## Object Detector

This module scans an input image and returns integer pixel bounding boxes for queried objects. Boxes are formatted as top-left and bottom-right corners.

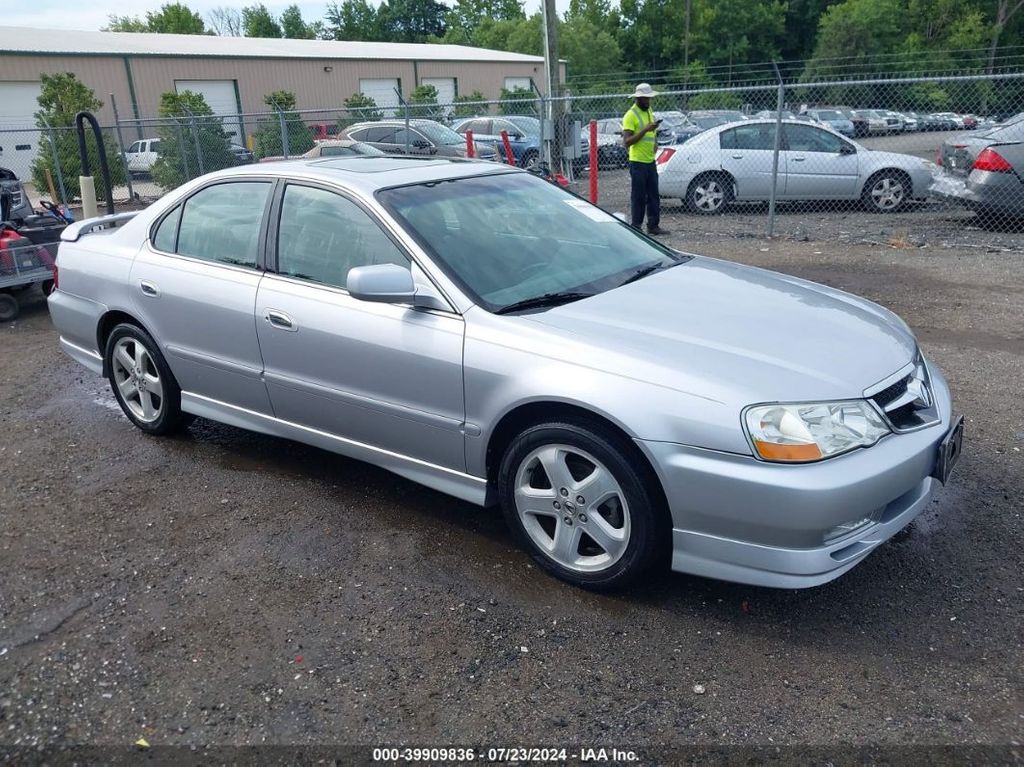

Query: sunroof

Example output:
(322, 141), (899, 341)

(312, 157), (454, 173)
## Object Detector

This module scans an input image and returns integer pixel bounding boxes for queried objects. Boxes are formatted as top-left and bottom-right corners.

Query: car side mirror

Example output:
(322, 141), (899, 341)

(839, 143), (856, 155)
(347, 263), (446, 310)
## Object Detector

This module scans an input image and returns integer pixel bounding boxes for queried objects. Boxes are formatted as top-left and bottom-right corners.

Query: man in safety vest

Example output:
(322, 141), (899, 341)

(621, 83), (670, 235)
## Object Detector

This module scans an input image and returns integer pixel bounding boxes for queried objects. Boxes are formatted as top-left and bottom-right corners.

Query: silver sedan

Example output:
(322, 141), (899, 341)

(656, 119), (936, 214)
(49, 157), (963, 590)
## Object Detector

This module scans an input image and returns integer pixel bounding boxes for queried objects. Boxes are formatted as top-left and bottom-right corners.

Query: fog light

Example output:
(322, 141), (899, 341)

(824, 517), (873, 543)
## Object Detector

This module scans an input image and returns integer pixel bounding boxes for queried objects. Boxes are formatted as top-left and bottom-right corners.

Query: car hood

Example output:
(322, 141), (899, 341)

(523, 257), (916, 405)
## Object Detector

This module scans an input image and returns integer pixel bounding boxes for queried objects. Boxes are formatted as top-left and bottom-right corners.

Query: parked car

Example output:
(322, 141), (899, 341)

(656, 111), (703, 144)
(260, 139), (385, 163)
(655, 119), (934, 214)
(453, 115), (541, 167)
(125, 137), (161, 177)
(803, 109), (856, 137)
(853, 110), (889, 135)
(685, 111), (742, 132)
(589, 119), (630, 168)
(0, 167), (32, 222)
(894, 112), (919, 132)
(754, 110), (814, 124)
(931, 118), (1024, 217)
(48, 157), (962, 590)
(344, 119), (496, 161)
(828, 107), (870, 137)
(229, 143), (255, 165)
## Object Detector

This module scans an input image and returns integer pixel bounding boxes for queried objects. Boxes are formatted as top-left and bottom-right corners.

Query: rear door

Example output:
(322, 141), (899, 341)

(130, 179), (274, 413)
(782, 124), (859, 199)
(719, 123), (781, 200)
(255, 181), (466, 470)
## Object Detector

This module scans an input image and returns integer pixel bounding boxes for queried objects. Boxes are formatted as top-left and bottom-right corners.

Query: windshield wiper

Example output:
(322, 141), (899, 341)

(494, 291), (594, 315)
(618, 261), (676, 287)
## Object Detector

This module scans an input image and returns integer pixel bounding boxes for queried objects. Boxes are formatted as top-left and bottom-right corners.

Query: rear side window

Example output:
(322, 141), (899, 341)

(149, 140), (161, 154)
(365, 126), (396, 142)
(347, 128), (367, 141)
(720, 124), (776, 150)
(152, 204), (181, 252)
(175, 182), (271, 268)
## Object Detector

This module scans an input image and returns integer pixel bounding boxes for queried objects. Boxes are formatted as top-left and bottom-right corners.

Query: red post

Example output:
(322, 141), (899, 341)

(499, 130), (516, 166)
(589, 120), (599, 204)
(465, 129), (475, 158)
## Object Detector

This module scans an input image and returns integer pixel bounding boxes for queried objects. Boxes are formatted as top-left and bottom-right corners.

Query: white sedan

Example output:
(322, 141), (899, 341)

(656, 119), (936, 214)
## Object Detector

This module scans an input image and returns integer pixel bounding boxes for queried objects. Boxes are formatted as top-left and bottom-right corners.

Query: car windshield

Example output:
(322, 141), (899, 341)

(378, 173), (682, 312)
(690, 114), (728, 129)
(415, 122), (465, 146)
(660, 114), (690, 127)
(505, 117), (540, 136)
(816, 110), (842, 120)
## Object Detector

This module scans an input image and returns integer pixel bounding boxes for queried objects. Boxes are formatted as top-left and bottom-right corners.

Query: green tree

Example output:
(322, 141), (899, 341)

(378, 0), (447, 42)
(804, 0), (906, 78)
(243, 3), (283, 37)
(499, 86), (536, 115)
(453, 90), (488, 117)
(341, 92), (383, 127)
(325, 0), (383, 40)
(30, 73), (125, 203)
(409, 84), (440, 118)
(560, 17), (623, 81)
(281, 4), (318, 38)
(152, 91), (236, 191)
(105, 3), (208, 34)
(254, 90), (315, 158)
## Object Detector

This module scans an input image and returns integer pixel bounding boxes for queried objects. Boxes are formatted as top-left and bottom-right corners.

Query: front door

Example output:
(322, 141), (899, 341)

(130, 179), (275, 413)
(255, 182), (466, 471)
(783, 124), (860, 199)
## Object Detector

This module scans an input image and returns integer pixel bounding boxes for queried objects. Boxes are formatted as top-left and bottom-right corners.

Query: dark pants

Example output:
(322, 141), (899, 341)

(629, 160), (660, 229)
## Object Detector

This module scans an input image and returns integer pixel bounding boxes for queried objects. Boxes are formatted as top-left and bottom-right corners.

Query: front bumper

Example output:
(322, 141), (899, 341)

(638, 365), (954, 588)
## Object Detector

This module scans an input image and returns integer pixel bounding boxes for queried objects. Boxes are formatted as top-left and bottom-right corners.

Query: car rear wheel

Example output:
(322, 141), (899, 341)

(105, 323), (190, 436)
(498, 420), (668, 590)
(686, 173), (731, 215)
(863, 170), (910, 213)
(520, 150), (540, 169)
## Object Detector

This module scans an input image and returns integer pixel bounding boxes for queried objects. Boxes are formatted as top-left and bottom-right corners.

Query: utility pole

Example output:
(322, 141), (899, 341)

(542, 0), (564, 172)
(684, 0), (691, 71)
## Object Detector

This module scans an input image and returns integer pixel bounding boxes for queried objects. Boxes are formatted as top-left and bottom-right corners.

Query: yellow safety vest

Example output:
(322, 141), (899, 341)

(623, 104), (657, 163)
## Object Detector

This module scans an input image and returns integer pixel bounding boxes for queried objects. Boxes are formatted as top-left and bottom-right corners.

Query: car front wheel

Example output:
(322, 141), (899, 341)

(863, 170), (910, 213)
(498, 420), (669, 589)
(105, 323), (190, 435)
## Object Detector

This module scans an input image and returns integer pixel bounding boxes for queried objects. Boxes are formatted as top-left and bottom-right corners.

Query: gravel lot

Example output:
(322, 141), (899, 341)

(1, 203), (1022, 758)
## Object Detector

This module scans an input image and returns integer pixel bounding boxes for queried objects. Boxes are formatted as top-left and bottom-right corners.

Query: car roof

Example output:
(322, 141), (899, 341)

(349, 119), (449, 128)
(196, 156), (517, 195)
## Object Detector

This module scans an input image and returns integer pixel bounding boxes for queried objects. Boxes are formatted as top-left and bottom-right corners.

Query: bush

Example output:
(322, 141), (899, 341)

(499, 87), (536, 116)
(453, 91), (488, 118)
(340, 92), (383, 130)
(253, 91), (315, 159)
(151, 91), (236, 191)
(30, 72), (126, 203)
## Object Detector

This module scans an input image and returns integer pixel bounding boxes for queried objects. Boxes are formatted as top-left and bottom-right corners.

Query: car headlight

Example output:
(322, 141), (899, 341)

(744, 401), (890, 462)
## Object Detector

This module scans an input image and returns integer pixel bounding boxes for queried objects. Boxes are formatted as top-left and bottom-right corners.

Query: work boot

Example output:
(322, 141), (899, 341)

(647, 225), (671, 236)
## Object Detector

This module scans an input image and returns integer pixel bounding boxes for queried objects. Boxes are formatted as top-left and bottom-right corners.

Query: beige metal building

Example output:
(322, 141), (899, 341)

(0, 26), (557, 175)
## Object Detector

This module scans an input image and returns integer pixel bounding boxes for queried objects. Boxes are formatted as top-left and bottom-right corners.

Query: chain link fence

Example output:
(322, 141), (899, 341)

(3, 72), (1024, 251)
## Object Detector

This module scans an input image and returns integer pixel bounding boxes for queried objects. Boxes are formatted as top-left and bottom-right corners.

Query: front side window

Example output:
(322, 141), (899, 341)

(276, 185), (408, 289)
(379, 172), (682, 312)
(127, 141), (141, 153)
(176, 182), (271, 268)
(784, 124), (846, 153)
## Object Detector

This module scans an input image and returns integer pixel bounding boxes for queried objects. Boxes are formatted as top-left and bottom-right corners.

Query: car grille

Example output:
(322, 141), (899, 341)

(868, 355), (940, 432)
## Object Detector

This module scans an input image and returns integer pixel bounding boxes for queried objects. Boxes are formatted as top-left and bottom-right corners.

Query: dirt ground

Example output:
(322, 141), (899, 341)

(0, 204), (1022, 757)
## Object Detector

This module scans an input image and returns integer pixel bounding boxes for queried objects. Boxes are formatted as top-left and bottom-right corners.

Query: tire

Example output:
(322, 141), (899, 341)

(520, 150), (539, 170)
(497, 420), (670, 590)
(686, 173), (732, 215)
(104, 323), (190, 436)
(863, 170), (910, 213)
(0, 293), (19, 322)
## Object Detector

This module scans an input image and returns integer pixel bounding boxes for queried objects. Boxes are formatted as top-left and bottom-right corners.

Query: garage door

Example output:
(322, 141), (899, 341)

(175, 80), (242, 142)
(359, 78), (401, 117)
(421, 78), (456, 106)
(0, 82), (44, 179)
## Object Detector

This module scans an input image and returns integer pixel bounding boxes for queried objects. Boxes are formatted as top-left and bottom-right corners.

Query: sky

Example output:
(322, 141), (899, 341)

(4, 0), (567, 33)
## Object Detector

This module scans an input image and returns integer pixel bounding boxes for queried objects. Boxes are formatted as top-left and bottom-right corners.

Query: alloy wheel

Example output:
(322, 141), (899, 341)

(870, 176), (905, 211)
(111, 337), (165, 423)
(693, 179), (726, 212)
(513, 444), (631, 573)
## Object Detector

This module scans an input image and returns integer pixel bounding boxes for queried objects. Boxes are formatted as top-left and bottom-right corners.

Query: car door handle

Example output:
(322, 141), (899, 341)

(731, 154), (744, 159)
(791, 156), (806, 162)
(264, 309), (297, 331)
(139, 280), (160, 297)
